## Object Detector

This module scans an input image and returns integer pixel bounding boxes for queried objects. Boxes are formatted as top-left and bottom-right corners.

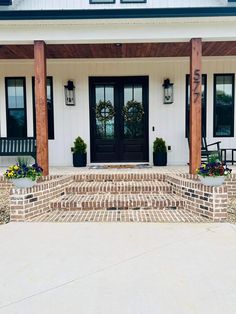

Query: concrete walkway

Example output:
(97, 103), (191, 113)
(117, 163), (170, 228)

(0, 223), (236, 314)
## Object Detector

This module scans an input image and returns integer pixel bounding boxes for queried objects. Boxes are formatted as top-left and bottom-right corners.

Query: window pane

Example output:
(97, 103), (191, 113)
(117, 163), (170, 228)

(7, 78), (24, 109)
(95, 84), (115, 139)
(32, 77), (55, 140)
(8, 110), (26, 138)
(90, 0), (115, 3)
(186, 75), (207, 138)
(46, 78), (55, 140)
(121, 0), (146, 3)
(124, 83), (144, 139)
(214, 74), (234, 137)
(6, 78), (27, 138)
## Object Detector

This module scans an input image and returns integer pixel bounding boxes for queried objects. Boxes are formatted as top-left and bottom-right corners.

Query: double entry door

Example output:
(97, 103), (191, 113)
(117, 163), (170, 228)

(89, 76), (149, 163)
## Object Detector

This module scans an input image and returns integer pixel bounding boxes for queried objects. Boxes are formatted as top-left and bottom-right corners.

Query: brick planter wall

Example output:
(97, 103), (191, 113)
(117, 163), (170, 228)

(167, 174), (228, 222)
(0, 177), (12, 189)
(10, 175), (74, 222)
(225, 174), (236, 198)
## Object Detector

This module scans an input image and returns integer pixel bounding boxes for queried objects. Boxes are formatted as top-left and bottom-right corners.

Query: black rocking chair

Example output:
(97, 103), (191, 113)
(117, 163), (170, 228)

(187, 135), (221, 162)
(201, 137), (221, 162)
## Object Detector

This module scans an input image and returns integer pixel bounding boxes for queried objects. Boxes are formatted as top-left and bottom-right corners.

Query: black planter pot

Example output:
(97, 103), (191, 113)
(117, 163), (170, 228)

(153, 152), (167, 166)
(73, 152), (87, 167)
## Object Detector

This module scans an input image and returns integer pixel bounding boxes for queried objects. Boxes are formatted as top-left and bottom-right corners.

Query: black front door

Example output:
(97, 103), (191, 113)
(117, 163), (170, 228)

(89, 76), (149, 163)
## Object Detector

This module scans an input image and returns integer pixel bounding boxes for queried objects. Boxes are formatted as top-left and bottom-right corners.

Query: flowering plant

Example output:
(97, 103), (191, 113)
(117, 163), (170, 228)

(4, 163), (43, 181)
(196, 154), (232, 177)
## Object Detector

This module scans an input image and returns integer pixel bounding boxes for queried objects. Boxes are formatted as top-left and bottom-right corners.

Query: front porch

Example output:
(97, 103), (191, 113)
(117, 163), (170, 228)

(2, 39), (236, 173)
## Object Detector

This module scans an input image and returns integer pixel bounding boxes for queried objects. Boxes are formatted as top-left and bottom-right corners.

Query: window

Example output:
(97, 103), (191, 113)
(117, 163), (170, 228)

(32, 77), (55, 140)
(5, 77), (27, 138)
(0, 0), (12, 6)
(214, 74), (234, 137)
(90, 0), (115, 4)
(121, 0), (146, 3)
(185, 74), (207, 138)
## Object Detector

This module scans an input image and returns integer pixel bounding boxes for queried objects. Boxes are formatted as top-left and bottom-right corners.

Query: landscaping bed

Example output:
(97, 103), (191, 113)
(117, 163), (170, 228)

(0, 188), (10, 224)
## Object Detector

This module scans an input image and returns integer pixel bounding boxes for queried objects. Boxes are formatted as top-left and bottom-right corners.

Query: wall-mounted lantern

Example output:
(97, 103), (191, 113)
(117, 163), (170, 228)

(162, 79), (174, 104)
(64, 80), (75, 106)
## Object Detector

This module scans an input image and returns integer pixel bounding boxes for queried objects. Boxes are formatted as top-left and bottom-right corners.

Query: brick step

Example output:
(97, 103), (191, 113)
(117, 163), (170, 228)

(50, 193), (185, 211)
(29, 209), (208, 223)
(73, 173), (166, 182)
(66, 180), (172, 194)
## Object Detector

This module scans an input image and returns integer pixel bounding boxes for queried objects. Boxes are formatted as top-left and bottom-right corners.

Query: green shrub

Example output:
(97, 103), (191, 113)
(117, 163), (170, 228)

(71, 136), (87, 154)
(153, 137), (167, 153)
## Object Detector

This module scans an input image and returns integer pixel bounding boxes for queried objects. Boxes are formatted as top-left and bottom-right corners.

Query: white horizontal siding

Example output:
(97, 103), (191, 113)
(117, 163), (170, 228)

(0, 57), (236, 166)
(1, 0), (227, 11)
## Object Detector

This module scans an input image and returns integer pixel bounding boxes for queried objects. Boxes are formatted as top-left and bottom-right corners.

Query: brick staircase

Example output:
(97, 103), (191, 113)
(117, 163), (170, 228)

(50, 172), (186, 212)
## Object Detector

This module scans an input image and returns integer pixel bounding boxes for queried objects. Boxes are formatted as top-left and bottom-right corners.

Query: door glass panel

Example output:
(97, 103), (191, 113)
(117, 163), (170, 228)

(123, 84), (144, 139)
(95, 84), (115, 139)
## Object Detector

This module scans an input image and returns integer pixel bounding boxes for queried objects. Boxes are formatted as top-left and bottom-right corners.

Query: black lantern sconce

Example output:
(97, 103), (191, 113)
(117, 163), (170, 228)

(162, 79), (174, 104)
(64, 80), (75, 106)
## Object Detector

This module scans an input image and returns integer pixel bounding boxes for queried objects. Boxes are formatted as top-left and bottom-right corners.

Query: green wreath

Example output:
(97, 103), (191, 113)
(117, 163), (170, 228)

(123, 100), (144, 123)
(95, 100), (115, 123)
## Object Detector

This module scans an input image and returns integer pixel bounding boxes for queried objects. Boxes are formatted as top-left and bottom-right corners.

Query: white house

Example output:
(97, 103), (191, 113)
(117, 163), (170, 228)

(1, 0), (236, 174)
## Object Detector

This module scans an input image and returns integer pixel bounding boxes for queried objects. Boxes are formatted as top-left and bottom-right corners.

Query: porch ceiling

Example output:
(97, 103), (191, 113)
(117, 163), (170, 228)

(1, 41), (236, 59)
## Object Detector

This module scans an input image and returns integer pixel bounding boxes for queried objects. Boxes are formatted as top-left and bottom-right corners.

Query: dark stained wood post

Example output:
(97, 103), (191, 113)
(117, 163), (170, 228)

(34, 41), (49, 176)
(189, 38), (202, 174)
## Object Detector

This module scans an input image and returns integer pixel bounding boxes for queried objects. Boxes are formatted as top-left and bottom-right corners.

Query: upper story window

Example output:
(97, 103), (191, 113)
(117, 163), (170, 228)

(89, 0), (147, 3)
(90, 0), (115, 3)
(121, 0), (146, 3)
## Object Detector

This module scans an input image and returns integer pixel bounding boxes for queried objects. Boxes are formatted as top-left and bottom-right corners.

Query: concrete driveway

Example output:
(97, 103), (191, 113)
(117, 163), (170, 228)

(0, 222), (236, 314)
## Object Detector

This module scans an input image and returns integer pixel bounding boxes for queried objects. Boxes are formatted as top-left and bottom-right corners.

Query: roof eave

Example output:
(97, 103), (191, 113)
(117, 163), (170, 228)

(1, 7), (236, 20)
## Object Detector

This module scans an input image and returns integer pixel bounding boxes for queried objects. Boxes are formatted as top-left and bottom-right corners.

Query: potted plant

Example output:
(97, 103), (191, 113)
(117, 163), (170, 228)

(196, 154), (232, 186)
(153, 137), (167, 166)
(71, 136), (87, 167)
(4, 160), (43, 189)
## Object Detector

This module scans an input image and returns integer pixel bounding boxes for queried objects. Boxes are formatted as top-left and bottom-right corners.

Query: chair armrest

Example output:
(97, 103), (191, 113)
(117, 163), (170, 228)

(206, 141), (221, 148)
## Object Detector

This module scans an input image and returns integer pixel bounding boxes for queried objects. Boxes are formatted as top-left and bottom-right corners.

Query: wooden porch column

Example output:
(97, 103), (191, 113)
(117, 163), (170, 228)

(189, 38), (202, 174)
(34, 41), (49, 175)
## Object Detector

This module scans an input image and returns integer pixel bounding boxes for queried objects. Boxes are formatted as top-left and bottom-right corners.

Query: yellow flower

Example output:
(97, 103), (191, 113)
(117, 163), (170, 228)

(13, 166), (19, 170)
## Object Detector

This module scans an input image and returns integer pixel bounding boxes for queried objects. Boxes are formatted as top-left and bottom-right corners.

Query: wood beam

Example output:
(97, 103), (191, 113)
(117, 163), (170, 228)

(34, 41), (49, 175)
(189, 38), (202, 174)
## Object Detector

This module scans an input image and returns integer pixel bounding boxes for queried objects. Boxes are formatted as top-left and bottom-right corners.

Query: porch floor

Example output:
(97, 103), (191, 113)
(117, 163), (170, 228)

(1, 165), (236, 175)
(42, 165), (236, 175)
(48, 165), (189, 175)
